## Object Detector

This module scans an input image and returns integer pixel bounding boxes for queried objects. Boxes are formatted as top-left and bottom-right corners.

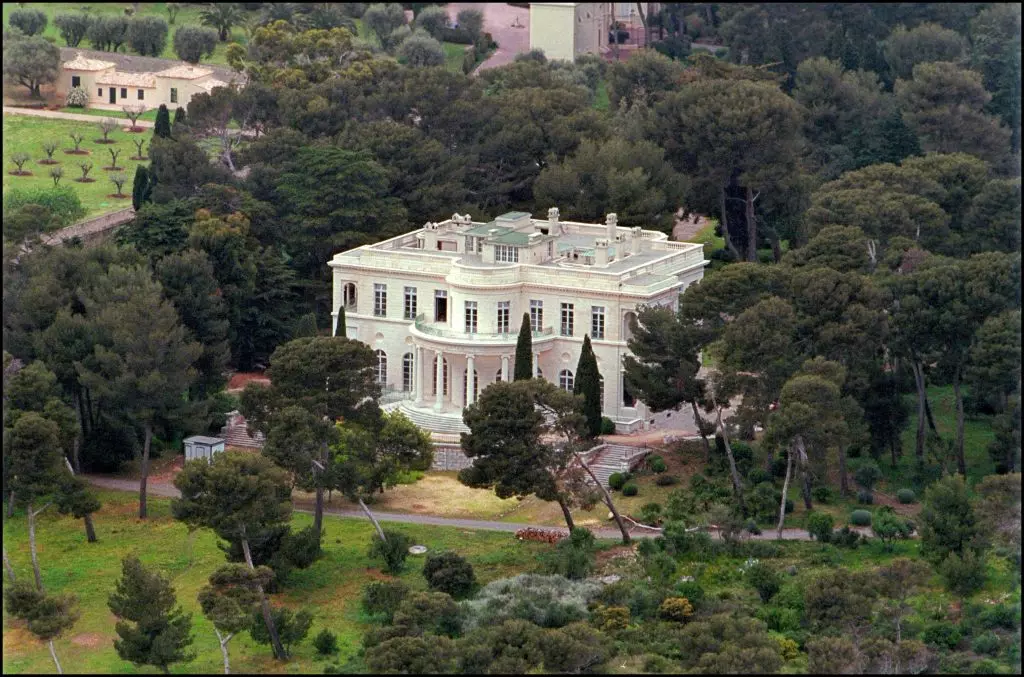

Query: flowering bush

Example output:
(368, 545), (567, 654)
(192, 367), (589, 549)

(66, 86), (89, 107)
(515, 527), (567, 544)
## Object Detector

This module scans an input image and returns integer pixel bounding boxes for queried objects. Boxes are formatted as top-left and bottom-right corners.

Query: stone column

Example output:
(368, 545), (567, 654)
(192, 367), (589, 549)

(466, 354), (476, 406)
(532, 352), (539, 379)
(501, 355), (510, 382)
(434, 349), (444, 412)
(414, 346), (424, 406)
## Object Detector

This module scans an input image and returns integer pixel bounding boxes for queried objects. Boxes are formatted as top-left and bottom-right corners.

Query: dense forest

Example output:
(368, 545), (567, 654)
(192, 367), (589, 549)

(2, 2), (1021, 674)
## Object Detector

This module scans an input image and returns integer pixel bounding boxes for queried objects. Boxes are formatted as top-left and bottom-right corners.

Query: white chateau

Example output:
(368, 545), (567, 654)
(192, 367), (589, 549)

(328, 209), (707, 436)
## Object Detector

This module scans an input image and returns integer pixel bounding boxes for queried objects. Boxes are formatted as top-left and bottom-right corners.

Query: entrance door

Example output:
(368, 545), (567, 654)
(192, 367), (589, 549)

(109, 87), (116, 104)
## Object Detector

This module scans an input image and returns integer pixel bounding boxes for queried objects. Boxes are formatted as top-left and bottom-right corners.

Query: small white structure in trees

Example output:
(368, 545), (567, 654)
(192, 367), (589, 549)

(183, 435), (225, 463)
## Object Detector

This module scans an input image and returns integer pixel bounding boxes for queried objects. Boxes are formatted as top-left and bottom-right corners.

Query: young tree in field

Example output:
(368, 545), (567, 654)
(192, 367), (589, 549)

(40, 140), (58, 163)
(173, 451), (292, 659)
(97, 118), (118, 143)
(75, 265), (201, 518)
(154, 104), (172, 139)
(77, 161), (93, 182)
(919, 474), (985, 566)
(5, 413), (64, 592)
(331, 410), (434, 540)
(131, 137), (148, 159)
(68, 131), (85, 153)
(49, 166), (63, 186)
(108, 557), (195, 673)
(624, 305), (713, 458)
(240, 336), (381, 536)
(109, 171), (128, 196)
(2, 35), (61, 96)
(198, 563), (273, 674)
(4, 581), (79, 674)
(166, 2), (183, 25)
(122, 104), (147, 131)
(573, 335), (603, 439)
(514, 313), (533, 380)
(106, 147), (123, 170)
(127, 15), (169, 57)
(10, 152), (31, 174)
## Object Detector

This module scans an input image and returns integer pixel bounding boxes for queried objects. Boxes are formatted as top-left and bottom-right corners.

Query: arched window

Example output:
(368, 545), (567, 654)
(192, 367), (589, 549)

(623, 311), (637, 343)
(402, 353), (414, 392)
(559, 369), (574, 391)
(343, 283), (357, 311)
(462, 369), (479, 405)
(375, 350), (387, 386)
(433, 356), (449, 396)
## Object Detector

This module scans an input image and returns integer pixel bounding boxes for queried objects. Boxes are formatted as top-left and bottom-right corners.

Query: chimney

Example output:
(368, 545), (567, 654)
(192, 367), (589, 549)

(631, 226), (643, 254)
(606, 213), (618, 241)
(594, 238), (609, 266)
(423, 222), (438, 250)
(547, 207), (560, 236)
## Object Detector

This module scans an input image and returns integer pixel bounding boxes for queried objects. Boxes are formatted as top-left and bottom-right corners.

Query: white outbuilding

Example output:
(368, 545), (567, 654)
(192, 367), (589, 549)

(183, 435), (226, 463)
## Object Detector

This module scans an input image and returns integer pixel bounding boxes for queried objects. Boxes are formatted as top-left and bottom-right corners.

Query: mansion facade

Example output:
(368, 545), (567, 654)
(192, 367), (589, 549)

(328, 209), (706, 435)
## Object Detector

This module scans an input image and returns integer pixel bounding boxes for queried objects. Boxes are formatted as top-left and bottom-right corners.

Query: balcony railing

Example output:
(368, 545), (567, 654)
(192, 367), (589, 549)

(414, 314), (554, 342)
(379, 386), (414, 404)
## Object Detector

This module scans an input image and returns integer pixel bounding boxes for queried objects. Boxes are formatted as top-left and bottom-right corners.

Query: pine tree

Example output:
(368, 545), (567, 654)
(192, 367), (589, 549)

(574, 335), (603, 438)
(514, 312), (533, 381)
(4, 581), (79, 674)
(131, 165), (150, 211)
(108, 557), (195, 673)
(153, 104), (172, 139)
(336, 305), (347, 336)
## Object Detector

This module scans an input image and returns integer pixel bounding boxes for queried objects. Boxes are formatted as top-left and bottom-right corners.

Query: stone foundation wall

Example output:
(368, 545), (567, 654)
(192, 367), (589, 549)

(432, 443), (473, 471)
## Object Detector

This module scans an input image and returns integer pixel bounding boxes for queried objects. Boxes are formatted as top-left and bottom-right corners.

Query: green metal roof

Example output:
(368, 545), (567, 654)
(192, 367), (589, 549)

(495, 211), (533, 221)
(463, 222), (510, 236)
(491, 232), (531, 246)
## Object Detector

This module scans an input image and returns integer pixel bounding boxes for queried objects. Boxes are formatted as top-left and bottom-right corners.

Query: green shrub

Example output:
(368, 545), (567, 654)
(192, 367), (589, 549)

(608, 473), (626, 491)
(3, 186), (86, 227)
(601, 417), (616, 435)
(313, 628), (339, 655)
(812, 486), (836, 504)
(655, 474), (679, 486)
(461, 574), (600, 631)
(649, 456), (667, 473)
(362, 580), (410, 623)
(673, 581), (705, 609)
(971, 631), (1001, 656)
(851, 509), (872, 526)
(748, 468), (770, 485)
(746, 562), (782, 603)
(971, 658), (1004, 674)
(591, 605), (629, 632)
(638, 503), (662, 525)
(832, 526), (862, 549)
(622, 483), (639, 497)
(745, 520), (762, 535)
(854, 461), (882, 490)
(785, 498), (794, 514)
(807, 511), (835, 543)
(940, 550), (987, 598)
(897, 488), (917, 504)
(923, 621), (963, 650)
(977, 603), (1020, 630)
(756, 606), (802, 633)
(368, 530), (412, 574)
(857, 489), (874, 505)
(542, 528), (597, 580)
(423, 551), (476, 598)
(658, 597), (694, 622)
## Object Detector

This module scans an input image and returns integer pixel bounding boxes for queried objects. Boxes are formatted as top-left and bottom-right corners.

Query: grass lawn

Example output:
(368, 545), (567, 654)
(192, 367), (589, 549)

(58, 107), (160, 122)
(592, 79), (610, 111)
(443, 42), (468, 73)
(2, 490), (553, 674)
(3, 3), (254, 67)
(3, 114), (148, 220)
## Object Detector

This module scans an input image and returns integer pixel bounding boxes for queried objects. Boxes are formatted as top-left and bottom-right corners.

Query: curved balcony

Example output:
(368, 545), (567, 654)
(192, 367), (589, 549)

(411, 314), (556, 348)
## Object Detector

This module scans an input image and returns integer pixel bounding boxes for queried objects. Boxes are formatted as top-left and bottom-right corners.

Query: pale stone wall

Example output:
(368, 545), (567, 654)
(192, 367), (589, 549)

(530, 3), (577, 62)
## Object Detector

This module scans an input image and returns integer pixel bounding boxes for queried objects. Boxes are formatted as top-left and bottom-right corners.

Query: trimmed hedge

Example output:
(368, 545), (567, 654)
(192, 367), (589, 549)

(649, 456), (667, 473)
(850, 510), (872, 526)
(897, 488), (916, 504)
(609, 473), (627, 491)
(622, 483), (639, 497)
(655, 474), (679, 486)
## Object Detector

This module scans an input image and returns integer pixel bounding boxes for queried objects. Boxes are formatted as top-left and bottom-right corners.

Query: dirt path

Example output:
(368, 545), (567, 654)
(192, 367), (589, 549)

(83, 474), (881, 542)
(3, 106), (154, 128)
(446, 3), (531, 73)
(673, 213), (709, 242)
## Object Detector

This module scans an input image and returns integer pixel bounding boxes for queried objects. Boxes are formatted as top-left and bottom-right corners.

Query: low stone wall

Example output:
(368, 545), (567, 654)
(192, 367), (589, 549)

(42, 207), (134, 247)
(432, 443), (473, 471)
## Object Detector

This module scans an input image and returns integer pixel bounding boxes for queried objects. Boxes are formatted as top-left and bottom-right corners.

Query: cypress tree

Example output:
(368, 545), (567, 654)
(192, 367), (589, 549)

(131, 165), (150, 210)
(514, 312), (533, 380)
(336, 305), (346, 337)
(173, 106), (186, 125)
(153, 104), (172, 139)
(574, 334), (603, 438)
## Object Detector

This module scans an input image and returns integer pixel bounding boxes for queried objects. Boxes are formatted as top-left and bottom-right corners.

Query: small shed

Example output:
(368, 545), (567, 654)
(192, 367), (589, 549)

(183, 435), (226, 463)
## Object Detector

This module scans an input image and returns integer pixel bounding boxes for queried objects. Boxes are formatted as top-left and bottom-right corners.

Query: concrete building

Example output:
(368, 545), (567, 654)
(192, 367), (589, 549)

(529, 2), (611, 62)
(58, 52), (227, 110)
(328, 209), (707, 436)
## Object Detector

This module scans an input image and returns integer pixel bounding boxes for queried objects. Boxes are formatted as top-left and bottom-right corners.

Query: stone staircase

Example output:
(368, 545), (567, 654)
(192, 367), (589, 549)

(386, 401), (470, 435)
(582, 443), (651, 488)
(219, 410), (265, 449)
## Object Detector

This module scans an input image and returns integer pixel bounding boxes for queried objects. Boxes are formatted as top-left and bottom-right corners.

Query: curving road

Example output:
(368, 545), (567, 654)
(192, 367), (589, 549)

(445, 2), (531, 72)
(82, 475), (879, 542)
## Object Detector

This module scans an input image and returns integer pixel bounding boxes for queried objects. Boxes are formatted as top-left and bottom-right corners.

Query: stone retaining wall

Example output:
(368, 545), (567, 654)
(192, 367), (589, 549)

(432, 443), (474, 471)
(42, 207), (134, 246)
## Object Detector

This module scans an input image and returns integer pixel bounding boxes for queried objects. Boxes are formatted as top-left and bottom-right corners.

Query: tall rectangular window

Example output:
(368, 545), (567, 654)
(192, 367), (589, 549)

(170, 87), (178, 103)
(560, 303), (574, 336)
(497, 301), (510, 334)
(495, 245), (519, 263)
(72, 75), (81, 88)
(434, 290), (448, 322)
(137, 89), (144, 100)
(530, 300), (543, 332)
(120, 87), (127, 99)
(373, 284), (387, 317)
(465, 301), (478, 334)
(404, 286), (417, 320)
(591, 306), (605, 339)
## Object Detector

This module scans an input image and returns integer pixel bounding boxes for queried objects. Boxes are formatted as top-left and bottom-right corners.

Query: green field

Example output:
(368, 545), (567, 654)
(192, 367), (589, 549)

(2, 490), (552, 674)
(2, 3), (252, 67)
(58, 107), (160, 122)
(3, 114), (149, 220)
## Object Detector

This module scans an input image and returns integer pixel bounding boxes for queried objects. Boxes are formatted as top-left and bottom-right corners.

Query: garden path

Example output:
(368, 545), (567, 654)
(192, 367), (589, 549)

(3, 106), (154, 128)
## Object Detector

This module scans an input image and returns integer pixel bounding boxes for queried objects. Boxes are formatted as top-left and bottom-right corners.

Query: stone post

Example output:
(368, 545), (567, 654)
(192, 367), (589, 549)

(501, 355), (510, 382)
(466, 354), (476, 406)
(414, 346), (424, 405)
(434, 350), (444, 412)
